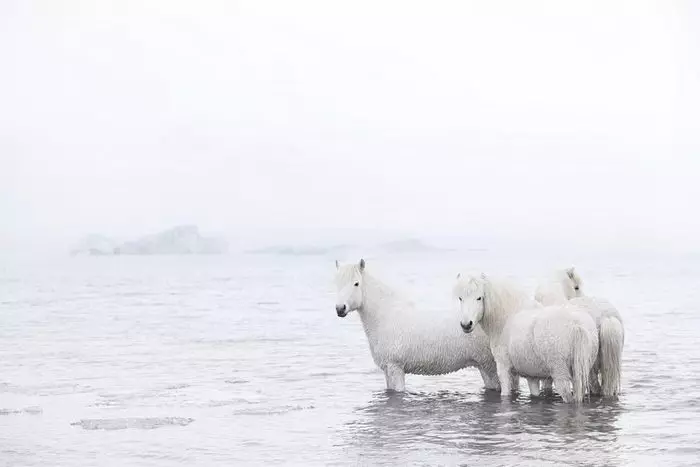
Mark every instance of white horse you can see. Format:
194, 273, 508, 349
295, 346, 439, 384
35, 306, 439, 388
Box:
334, 259, 499, 392
534, 269, 625, 397
534, 267, 583, 306
455, 273, 599, 403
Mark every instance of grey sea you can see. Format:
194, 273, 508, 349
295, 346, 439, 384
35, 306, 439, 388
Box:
1, 248, 699, 466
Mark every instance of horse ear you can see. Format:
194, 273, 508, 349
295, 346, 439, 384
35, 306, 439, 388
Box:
358, 258, 366, 272
566, 267, 575, 279
456, 272, 461, 279
335, 260, 340, 270
480, 272, 488, 281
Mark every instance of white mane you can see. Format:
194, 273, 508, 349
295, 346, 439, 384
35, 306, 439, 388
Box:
334, 263, 361, 287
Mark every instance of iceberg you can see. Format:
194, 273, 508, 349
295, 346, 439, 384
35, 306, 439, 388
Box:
70, 234, 118, 256
113, 225, 227, 255
71, 225, 227, 256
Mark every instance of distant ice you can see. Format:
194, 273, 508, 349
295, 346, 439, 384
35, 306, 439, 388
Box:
71, 225, 227, 256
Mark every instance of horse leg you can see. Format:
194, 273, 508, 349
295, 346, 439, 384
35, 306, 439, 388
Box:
496, 360, 512, 397
542, 378, 553, 392
510, 374, 520, 393
589, 367, 602, 396
384, 365, 405, 392
479, 367, 501, 391
527, 378, 541, 397
553, 374, 573, 403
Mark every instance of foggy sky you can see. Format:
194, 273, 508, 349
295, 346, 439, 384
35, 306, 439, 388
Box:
2, 1, 699, 252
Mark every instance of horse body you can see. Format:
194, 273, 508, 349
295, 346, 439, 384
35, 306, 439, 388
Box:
502, 305, 598, 401
455, 274, 599, 403
501, 309, 560, 379
334, 260, 498, 392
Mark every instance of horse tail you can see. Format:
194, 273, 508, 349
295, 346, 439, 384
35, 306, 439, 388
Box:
570, 324, 593, 404
599, 316, 624, 397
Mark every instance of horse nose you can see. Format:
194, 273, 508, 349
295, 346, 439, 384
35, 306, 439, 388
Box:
336, 304, 347, 317
460, 320, 473, 333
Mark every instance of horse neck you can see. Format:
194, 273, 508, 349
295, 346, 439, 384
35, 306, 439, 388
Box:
481, 307, 509, 339
357, 273, 397, 335
481, 281, 529, 338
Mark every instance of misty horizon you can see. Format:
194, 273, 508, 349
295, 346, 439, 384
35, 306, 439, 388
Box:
3, 1, 700, 255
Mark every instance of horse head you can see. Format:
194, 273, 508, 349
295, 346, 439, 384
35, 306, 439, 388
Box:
334, 259, 366, 318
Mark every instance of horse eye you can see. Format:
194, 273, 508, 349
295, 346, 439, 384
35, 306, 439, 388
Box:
458, 297, 463, 302
354, 282, 359, 287
574, 287, 579, 291
476, 296, 483, 301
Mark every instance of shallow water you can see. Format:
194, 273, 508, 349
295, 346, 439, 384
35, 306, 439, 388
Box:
1, 251, 699, 466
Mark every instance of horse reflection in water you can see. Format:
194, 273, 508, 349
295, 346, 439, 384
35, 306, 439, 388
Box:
337, 391, 623, 465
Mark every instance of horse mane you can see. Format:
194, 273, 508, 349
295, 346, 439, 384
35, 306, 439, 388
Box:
485, 277, 530, 314
481, 276, 532, 335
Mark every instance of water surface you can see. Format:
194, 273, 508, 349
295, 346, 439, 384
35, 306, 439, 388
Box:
1, 251, 698, 465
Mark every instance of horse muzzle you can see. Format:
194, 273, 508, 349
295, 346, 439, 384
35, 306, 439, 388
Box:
336, 304, 348, 318
460, 320, 474, 333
